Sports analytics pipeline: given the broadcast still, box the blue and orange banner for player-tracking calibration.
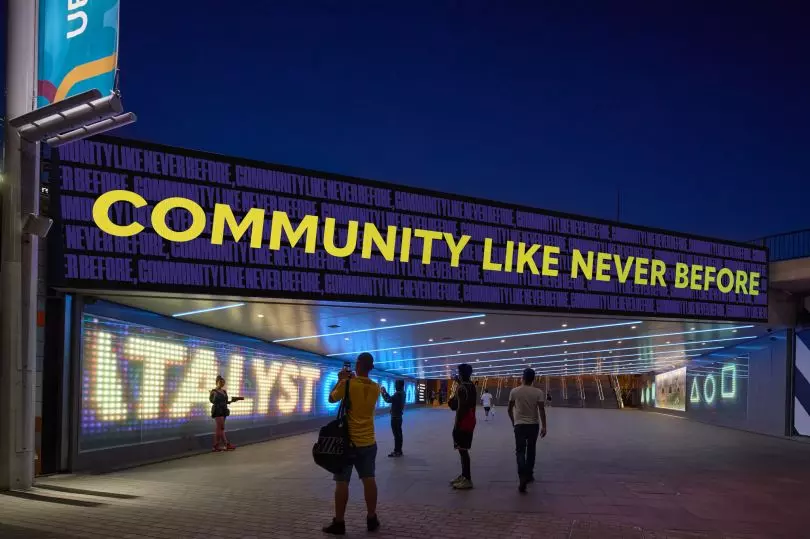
[37,0,120,108]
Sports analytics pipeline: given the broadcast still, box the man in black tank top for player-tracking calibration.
[448,363,476,490]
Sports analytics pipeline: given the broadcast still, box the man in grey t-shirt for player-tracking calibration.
[507,368,547,493]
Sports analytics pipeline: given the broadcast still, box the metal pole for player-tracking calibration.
[1,0,38,491]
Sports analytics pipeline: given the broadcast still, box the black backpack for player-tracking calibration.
[312,379,351,474]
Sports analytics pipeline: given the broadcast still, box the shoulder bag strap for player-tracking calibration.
[337,379,351,418]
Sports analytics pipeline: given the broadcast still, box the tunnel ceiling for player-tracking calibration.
[92,293,764,379]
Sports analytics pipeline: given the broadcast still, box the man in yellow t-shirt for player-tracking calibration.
[323,352,381,535]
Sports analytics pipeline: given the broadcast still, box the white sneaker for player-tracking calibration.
[453,478,474,490]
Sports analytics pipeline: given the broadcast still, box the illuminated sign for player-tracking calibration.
[80,315,415,452]
[686,355,748,419]
[654,367,686,411]
[417,382,426,403]
[50,136,769,321]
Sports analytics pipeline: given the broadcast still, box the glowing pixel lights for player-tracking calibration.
[721,364,736,399]
[690,378,701,404]
[125,337,186,420]
[80,316,415,451]
[88,331,128,422]
[703,374,717,404]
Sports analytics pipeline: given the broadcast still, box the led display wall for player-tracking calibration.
[686,354,748,420]
[655,367,687,411]
[49,135,768,321]
[80,315,416,452]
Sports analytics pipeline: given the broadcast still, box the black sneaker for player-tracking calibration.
[367,514,380,532]
[518,479,528,493]
[388,451,402,458]
[322,519,346,535]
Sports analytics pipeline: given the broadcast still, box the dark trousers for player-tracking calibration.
[514,424,540,479]
[391,417,403,453]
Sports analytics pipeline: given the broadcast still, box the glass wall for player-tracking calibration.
[79,312,416,452]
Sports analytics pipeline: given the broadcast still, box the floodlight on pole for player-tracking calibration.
[16,92,124,142]
[46,112,137,147]
[9,89,102,129]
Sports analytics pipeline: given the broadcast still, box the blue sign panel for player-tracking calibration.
[37,0,120,107]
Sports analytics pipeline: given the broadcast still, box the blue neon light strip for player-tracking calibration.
[377,328,755,367]
[464,359,693,378]
[417,349,717,376]
[387,335,755,373]
[172,303,246,318]
[434,352,700,378]
[272,314,486,342]
[337,320,644,358]
[470,352,702,375]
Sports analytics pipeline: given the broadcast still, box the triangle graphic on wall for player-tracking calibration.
[690,378,701,404]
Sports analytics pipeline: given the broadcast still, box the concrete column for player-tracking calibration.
[1,0,39,491]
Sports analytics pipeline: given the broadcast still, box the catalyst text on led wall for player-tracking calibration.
[81,315,415,452]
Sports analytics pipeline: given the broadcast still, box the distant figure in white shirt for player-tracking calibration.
[480,389,494,421]
[507,368,547,493]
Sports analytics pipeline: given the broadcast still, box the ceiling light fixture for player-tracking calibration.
[380,318,387,322]
[172,303,245,318]
[408,348,715,376]
[331,320,644,357]
[274,313,486,343]
[389,339,737,375]
[374,328,753,365]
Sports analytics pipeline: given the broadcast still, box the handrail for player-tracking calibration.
[749,228,810,262]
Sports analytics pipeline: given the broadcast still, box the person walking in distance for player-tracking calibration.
[448,363,477,490]
[508,368,547,493]
[481,388,494,421]
[381,380,406,457]
[323,353,382,535]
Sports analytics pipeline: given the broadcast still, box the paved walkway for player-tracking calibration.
[1,407,808,538]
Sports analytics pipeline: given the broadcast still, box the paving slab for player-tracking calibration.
[0,407,807,538]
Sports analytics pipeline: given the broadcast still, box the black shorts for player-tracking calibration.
[484,406,491,412]
[453,428,474,450]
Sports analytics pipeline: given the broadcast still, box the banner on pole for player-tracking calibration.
[37,0,120,108]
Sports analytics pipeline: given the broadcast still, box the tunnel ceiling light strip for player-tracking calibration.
[401,341,729,372]
[425,352,699,376]
[425,353,700,377]
[335,320,645,357]
[387,334,754,372]
[272,314,486,343]
[463,364,681,379]
[375,328,755,366]
[412,348,714,375]
[422,354,699,372]
[464,366,676,379]
[172,303,246,318]
[468,359,690,377]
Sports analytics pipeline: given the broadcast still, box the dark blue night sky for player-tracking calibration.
[12,2,810,240]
